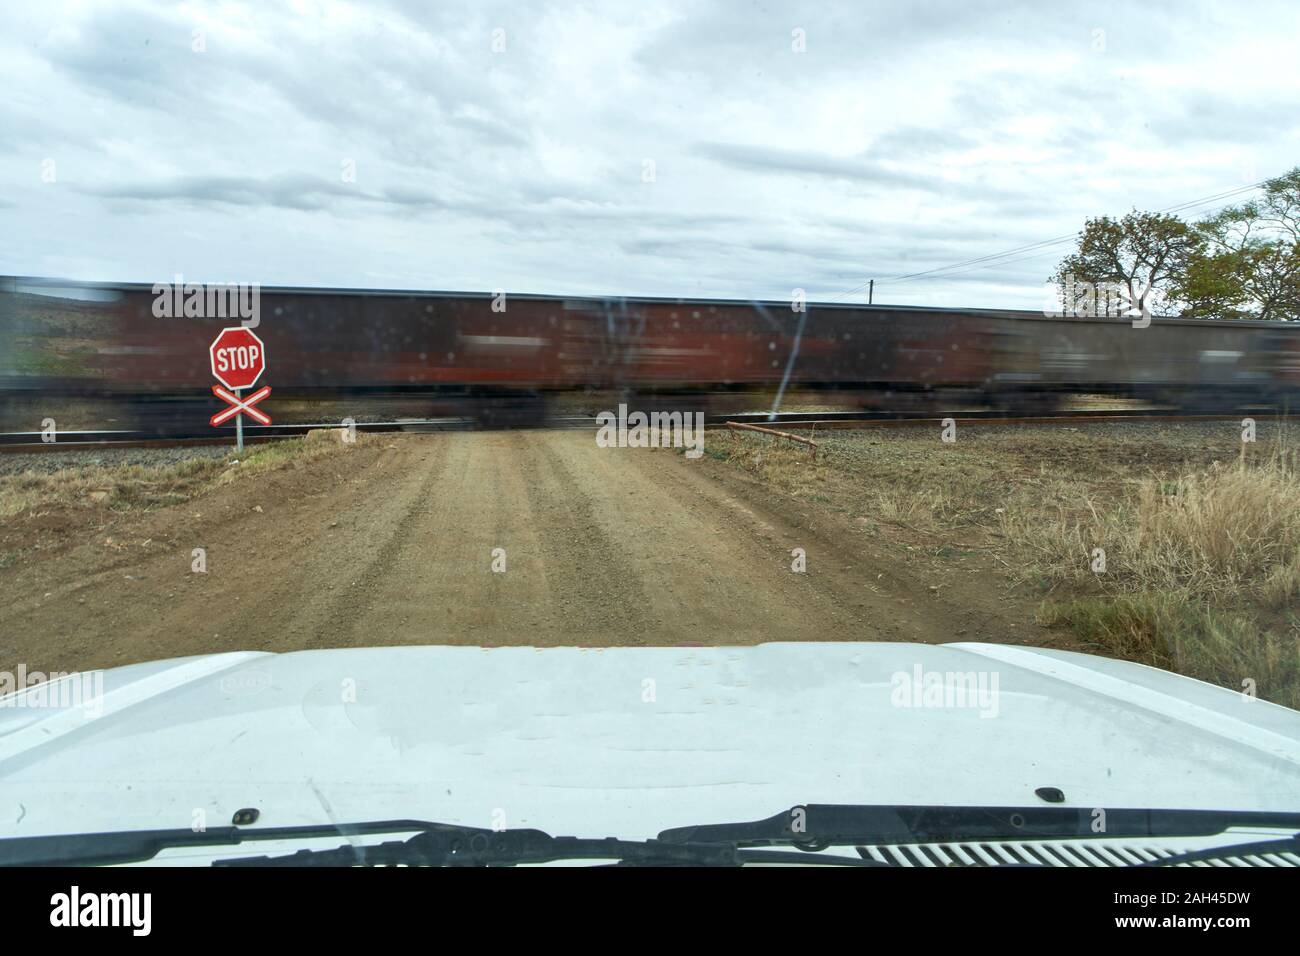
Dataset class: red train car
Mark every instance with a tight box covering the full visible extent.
[2,277,1295,434]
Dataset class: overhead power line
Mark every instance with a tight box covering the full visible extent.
[835,177,1272,299]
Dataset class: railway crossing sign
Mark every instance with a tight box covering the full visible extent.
[208,327,271,450]
[210,384,272,427]
[209,327,266,390]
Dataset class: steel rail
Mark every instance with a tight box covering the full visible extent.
[0,408,1285,452]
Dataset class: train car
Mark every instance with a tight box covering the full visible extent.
[1,276,1296,434]
[980,312,1292,410]
[0,279,580,429]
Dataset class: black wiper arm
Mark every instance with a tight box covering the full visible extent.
[1,819,476,867]
[657,805,1300,849]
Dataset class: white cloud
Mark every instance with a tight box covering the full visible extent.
[0,0,1296,308]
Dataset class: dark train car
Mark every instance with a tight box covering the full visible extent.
[792,306,1002,396]
[1263,326,1300,402]
[981,312,1294,410]
[746,304,1295,411]
[556,297,804,393]
[585,300,1004,403]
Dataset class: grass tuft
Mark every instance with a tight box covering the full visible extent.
[1003,452,1300,600]
[1039,594,1300,709]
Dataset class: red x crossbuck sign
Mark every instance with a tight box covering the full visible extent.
[210,384,273,426]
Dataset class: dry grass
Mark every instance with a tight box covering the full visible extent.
[217,434,365,481]
[0,457,225,520]
[1001,450,1300,707]
[1039,594,1300,710]
[702,422,1251,534]
[1002,452,1300,604]
[0,436,368,522]
[707,422,1300,707]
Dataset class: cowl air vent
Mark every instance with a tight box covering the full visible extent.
[854,836,1300,867]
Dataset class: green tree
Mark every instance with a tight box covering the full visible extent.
[1051,211,1200,317]
[1179,169,1300,320]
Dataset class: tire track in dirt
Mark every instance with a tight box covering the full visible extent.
[1,429,1034,674]
[0,440,408,669]
[517,432,656,637]
[294,437,461,646]
[185,439,455,647]
[298,431,577,647]
[537,435,870,642]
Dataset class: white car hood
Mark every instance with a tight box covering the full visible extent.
[2,642,1299,853]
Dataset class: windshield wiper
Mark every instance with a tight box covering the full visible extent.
[216,825,746,867]
[0,819,887,868]
[214,829,895,867]
[657,804,1300,851]
[7,804,1297,867]
[0,819,864,868]
[1135,832,1300,867]
[0,820,461,867]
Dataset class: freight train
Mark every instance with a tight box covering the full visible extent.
[2,276,1297,432]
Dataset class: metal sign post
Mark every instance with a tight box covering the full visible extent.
[235,387,243,453]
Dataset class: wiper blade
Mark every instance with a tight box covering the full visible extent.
[9,805,1297,867]
[0,819,747,868]
[219,836,897,867]
[1136,832,1300,867]
[216,826,744,867]
[657,805,1300,850]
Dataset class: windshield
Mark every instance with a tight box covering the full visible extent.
[0,0,1297,924]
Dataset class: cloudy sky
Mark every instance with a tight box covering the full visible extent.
[1,0,1296,308]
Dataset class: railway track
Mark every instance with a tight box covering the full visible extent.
[0,407,1285,452]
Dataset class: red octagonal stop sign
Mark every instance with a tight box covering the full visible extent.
[209,327,267,390]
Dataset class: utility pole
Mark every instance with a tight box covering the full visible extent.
[868,279,874,304]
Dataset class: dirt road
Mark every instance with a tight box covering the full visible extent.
[1,431,1052,672]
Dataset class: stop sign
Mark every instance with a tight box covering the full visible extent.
[209,327,267,390]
